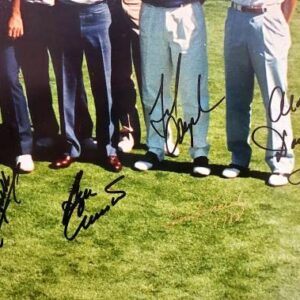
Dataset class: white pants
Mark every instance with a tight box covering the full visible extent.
[140,2,210,160]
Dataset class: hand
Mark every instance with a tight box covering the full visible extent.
[7,14,24,39]
[281,0,297,23]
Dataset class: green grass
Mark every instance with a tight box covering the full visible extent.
[1,1,300,299]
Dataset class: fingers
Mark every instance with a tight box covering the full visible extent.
[8,26,23,39]
[7,17,24,39]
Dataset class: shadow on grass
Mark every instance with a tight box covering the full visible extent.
[0,137,270,184]
[0,150,14,169]
[119,151,271,183]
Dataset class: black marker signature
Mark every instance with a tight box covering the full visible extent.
[252,126,300,185]
[288,168,300,185]
[268,86,300,123]
[149,53,225,154]
[62,170,126,241]
[0,168,20,248]
[251,126,289,162]
[253,87,300,157]
[252,87,300,185]
[252,126,299,160]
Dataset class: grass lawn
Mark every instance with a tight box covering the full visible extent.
[1,1,300,299]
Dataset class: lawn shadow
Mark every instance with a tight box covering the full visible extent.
[0,125,16,169]
[247,169,271,184]
[119,151,270,182]
[15,139,271,184]
[0,149,14,170]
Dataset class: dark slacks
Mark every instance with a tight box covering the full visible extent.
[109,0,142,144]
[19,3,93,142]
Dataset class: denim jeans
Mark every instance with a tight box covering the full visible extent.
[19,2,93,142]
[224,5,294,173]
[57,1,116,157]
[0,4,33,155]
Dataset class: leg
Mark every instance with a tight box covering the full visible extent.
[82,3,122,172]
[0,14,34,173]
[224,9,255,168]
[19,3,59,141]
[74,76,94,142]
[249,6,294,174]
[169,2,210,160]
[139,3,173,161]
[0,40,33,156]
[109,1,141,148]
[48,5,93,145]
[55,6,83,158]
[83,3,117,156]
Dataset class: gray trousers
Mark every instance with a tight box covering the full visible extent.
[225,5,294,173]
[140,2,210,160]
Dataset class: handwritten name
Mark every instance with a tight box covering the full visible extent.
[0,168,20,248]
[268,86,300,123]
[62,170,126,241]
[149,53,225,155]
[251,86,300,184]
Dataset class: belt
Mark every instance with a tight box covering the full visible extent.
[142,0,198,8]
[57,0,106,7]
[231,2,267,14]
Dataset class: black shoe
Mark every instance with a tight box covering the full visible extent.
[81,138,97,151]
[134,151,160,171]
[193,156,211,176]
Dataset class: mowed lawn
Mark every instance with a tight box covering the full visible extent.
[1,1,300,299]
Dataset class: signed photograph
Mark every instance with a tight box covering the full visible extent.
[1,0,300,299]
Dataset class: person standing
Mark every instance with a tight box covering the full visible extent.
[0,0,34,172]
[222,0,297,186]
[51,0,122,172]
[109,0,180,155]
[109,0,142,153]
[18,0,94,150]
[134,0,210,175]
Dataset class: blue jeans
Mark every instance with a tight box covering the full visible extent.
[0,4,33,155]
[57,1,116,157]
[224,6,294,174]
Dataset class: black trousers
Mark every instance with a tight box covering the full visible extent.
[19,3,93,142]
[109,0,142,144]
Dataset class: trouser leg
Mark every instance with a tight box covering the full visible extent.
[109,0,141,145]
[249,6,294,173]
[56,6,83,157]
[19,3,59,140]
[140,3,173,161]
[0,39,32,155]
[49,6,93,143]
[169,2,210,159]
[224,8,255,168]
[83,2,116,156]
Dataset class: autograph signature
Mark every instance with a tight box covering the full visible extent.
[251,86,300,185]
[62,170,126,241]
[149,53,225,154]
[268,86,300,123]
[0,168,20,248]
